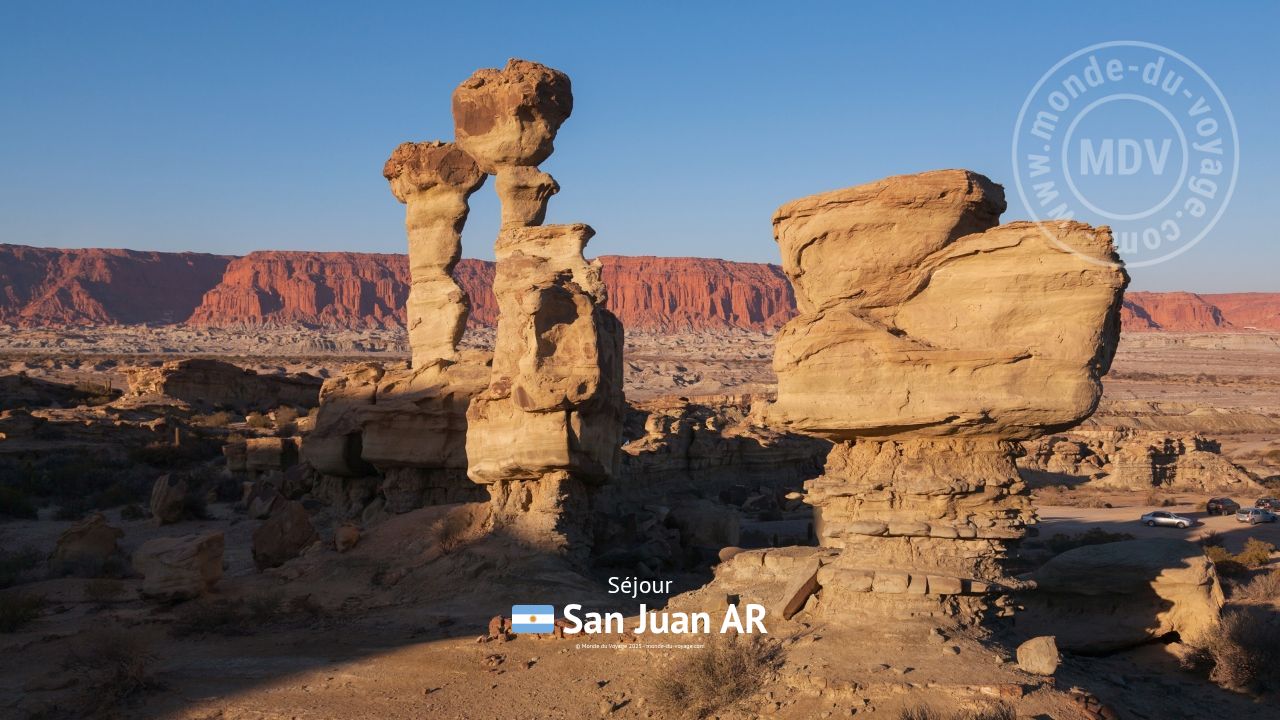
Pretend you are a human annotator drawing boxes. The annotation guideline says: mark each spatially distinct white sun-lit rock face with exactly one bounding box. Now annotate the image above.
[764,169,1128,623]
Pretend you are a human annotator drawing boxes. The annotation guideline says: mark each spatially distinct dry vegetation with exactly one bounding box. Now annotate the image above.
[61,626,160,716]
[649,634,783,718]
[1205,538,1275,577]
[1200,606,1280,693]
[896,702,1016,720]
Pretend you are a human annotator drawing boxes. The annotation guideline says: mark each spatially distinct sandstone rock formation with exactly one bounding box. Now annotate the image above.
[301,358,490,514]
[1018,538,1224,652]
[383,141,486,366]
[0,244,230,326]
[1016,636,1060,676]
[452,59,572,177]
[132,532,224,601]
[188,253,792,332]
[1019,430,1261,491]
[252,500,318,570]
[49,513,123,577]
[1122,291,1230,332]
[8,239,1276,333]
[150,473,189,526]
[454,59,625,558]
[126,359,321,412]
[763,169,1128,624]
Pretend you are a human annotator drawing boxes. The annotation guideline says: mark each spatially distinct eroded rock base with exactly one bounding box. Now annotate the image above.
[803,439,1032,623]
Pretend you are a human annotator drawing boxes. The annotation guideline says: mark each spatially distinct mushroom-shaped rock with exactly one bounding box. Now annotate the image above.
[383,141,487,366]
[452,58,573,173]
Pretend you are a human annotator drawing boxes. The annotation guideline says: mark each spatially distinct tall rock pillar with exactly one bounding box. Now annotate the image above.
[454,59,624,558]
[383,141,486,368]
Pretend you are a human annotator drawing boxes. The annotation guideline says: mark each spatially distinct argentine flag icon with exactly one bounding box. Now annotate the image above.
[511,605,555,633]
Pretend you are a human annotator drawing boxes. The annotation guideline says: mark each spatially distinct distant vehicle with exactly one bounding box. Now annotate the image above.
[1237,507,1278,525]
[1206,497,1241,515]
[1141,511,1196,528]
[1255,497,1280,511]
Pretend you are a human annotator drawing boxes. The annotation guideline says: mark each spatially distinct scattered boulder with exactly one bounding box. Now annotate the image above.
[335,523,360,553]
[244,481,285,519]
[1016,636,1060,675]
[149,473,188,525]
[1019,538,1224,653]
[132,532,224,601]
[252,501,318,570]
[49,513,123,576]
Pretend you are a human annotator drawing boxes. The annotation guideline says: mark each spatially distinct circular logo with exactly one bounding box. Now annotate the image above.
[1012,41,1239,268]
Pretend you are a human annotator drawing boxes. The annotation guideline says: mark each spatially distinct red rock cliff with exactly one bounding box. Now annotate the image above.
[4,243,1277,333]
[184,252,793,332]
[0,244,230,326]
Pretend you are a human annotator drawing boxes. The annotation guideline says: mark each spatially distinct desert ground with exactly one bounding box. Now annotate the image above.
[0,326,1277,719]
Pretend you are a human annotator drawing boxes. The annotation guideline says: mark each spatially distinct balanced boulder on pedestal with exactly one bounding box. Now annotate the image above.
[765,169,1128,624]
[455,59,624,559]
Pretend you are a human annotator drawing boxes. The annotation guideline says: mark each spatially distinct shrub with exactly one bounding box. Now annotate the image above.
[1233,569,1280,603]
[1236,538,1275,568]
[1200,530,1225,548]
[0,593,44,632]
[171,599,249,637]
[245,412,271,429]
[0,486,36,519]
[274,406,300,425]
[1045,527,1135,555]
[1202,606,1280,692]
[1145,491,1177,507]
[1206,545,1247,577]
[63,626,160,715]
[0,548,41,589]
[120,503,146,521]
[898,703,1016,720]
[1205,540,1272,577]
[649,634,782,718]
[195,411,234,428]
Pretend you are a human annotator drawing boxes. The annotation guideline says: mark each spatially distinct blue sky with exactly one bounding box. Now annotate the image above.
[0,1,1275,291]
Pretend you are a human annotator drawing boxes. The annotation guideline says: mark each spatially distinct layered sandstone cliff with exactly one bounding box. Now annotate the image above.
[0,244,230,326]
[2,242,1274,333]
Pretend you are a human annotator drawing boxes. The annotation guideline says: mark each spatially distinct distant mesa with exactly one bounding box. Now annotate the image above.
[0,243,1274,333]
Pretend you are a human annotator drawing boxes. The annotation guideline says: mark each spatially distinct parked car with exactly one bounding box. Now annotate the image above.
[1141,511,1196,528]
[1237,507,1278,525]
[1255,497,1280,511]
[1206,497,1241,515]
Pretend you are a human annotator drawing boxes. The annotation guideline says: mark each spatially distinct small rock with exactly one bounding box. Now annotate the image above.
[334,523,360,553]
[1016,635,1060,676]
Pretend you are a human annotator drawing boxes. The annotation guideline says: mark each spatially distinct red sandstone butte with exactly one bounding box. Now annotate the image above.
[1121,291,1233,332]
[0,244,230,326]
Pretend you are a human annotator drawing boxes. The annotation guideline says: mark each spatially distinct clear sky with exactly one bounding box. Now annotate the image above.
[1,1,1276,291]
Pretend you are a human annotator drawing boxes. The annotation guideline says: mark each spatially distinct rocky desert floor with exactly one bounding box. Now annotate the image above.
[1,326,1278,719]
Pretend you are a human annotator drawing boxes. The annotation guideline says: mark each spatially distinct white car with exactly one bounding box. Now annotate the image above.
[1236,507,1278,525]
[1140,511,1195,528]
